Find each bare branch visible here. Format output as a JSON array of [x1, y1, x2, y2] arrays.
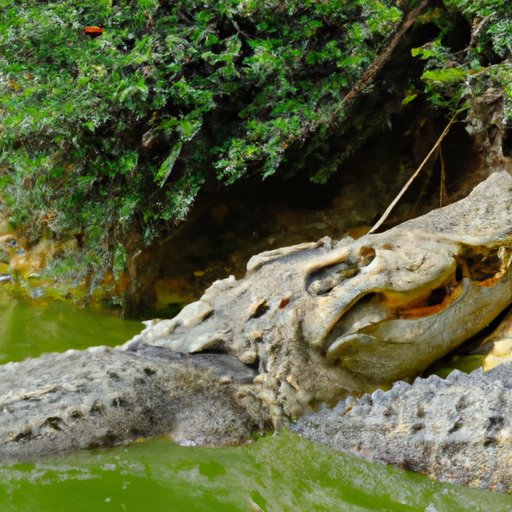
[[330, 0, 430, 124], [368, 111, 459, 234]]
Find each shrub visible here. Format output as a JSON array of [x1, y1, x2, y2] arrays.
[[0, 0, 403, 256]]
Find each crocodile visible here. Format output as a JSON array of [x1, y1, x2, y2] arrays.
[[0, 170, 511, 492], [291, 359, 512, 493]]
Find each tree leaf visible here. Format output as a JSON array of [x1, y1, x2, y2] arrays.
[[156, 142, 182, 187]]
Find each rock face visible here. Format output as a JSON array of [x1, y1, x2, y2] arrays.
[[292, 362, 512, 493], [0, 171, 511, 492]]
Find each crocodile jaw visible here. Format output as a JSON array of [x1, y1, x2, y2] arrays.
[[325, 273, 512, 382]]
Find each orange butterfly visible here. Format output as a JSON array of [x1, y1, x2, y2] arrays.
[[84, 26, 104, 36]]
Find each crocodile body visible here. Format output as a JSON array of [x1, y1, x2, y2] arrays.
[[0, 345, 268, 462], [0, 171, 511, 493], [292, 362, 512, 493]]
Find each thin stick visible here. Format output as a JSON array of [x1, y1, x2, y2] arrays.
[[368, 111, 459, 234], [439, 143, 446, 207]]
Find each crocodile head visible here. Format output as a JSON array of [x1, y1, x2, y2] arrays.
[[303, 229, 512, 383], [126, 171, 512, 418]]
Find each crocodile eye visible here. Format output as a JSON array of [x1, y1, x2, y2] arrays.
[[461, 245, 511, 286], [358, 246, 376, 267]]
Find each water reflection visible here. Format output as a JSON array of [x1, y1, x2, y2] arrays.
[[1, 433, 511, 512]]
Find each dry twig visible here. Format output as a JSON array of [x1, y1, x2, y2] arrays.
[[368, 111, 459, 234]]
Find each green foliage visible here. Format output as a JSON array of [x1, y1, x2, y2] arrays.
[[410, 1, 512, 118], [0, 0, 405, 260], [2, 0, 511, 282]]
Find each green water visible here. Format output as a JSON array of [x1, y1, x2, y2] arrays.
[[0, 292, 142, 364], [1, 294, 511, 511]]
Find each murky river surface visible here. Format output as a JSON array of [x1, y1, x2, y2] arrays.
[[0, 292, 511, 511]]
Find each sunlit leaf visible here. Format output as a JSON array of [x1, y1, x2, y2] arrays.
[[155, 143, 182, 187]]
